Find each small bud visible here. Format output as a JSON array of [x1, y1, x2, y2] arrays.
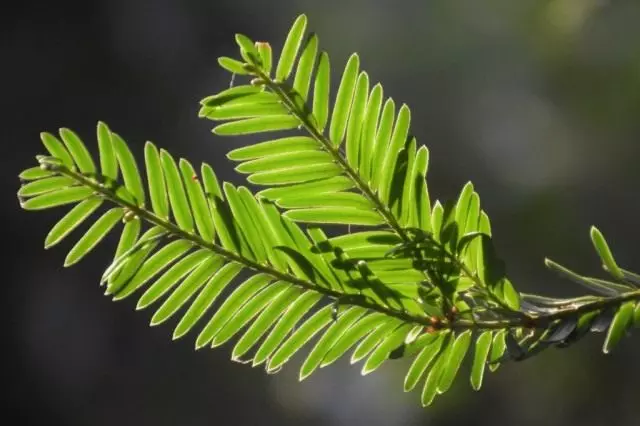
[[191, 174, 198, 181], [446, 306, 458, 321], [123, 209, 138, 223], [429, 316, 440, 326], [250, 77, 265, 87], [40, 162, 58, 172], [424, 326, 436, 334]]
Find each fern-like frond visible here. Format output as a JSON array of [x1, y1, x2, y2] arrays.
[[20, 123, 519, 405], [202, 15, 430, 234], [201, 14, 527, 327]]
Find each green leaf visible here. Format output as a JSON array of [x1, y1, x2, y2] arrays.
[[113, 217, 141, 259], [21, 186, 94, 210], [152, 256, 229, 328], [479, 210, 492, 236], [284, 207, 383, 226], [227, 136, 317, 161], [430, 202, 444, 241], [209, 193, 242, 254], [232, 286, 300, 360], [252, 291, 322, 367], [236, 150, 332, 174], [240, 193, 287, 270], [137, 249, 212, 309], [257, 42, 272, 75], [415, 147, 431, 231], [119, 239, 193, 298], [378, 104, 411, 203], [351, 320, 400, 363], [463, 193, 480, 235], [109, 239, 162, 298], [212, 281, 290, 348], [144, 142, 169, 219], [321, 313, 387, 367], [160, 150, 194, 233], [470, 331, 492, 391], [105, 226, 166, 291], [213, 116, 300, 136], [258, 176, 353, 200], [203, 102, 288, 121], [235, 34, 259, 64], [104, 218, 141, 289], [370, 98, 395, 189], [114, 186, 137, 205], [201, 85, 262, 107], [97, 121, 118, 181], [223, 184, 264, 261], [362, 324, 411, 375], [488, 330, 506, 371], [64, 208, 123, 266], [346, 72, 369, 168], [282, 221, 340, 289], [204, 92, 280, 111], [260, 208, 315, 280], [59, 128, 96, 175], [367, 258, 413, 273], [197, 274, 272, 348], [267, 304, 334, 372], [318, 231, 400, 251], [180, 159, 215, 242], [40, 132, 74, 169], [359, 84, 383, 182], [276, 192, 371, 210], [218, 57, 250, 75], [275, 14, 308, 81], [300, 306, 367, 380], [544, 258, 629, 296], [454, 182, 474, 233], [201, 163, 222, 200], [249, 163, 341, 186], [293, 33, 318, 101], [373, 269, 424, 284], [112, 133, 145, 207], [329, 53, 360, 146], [634, 302, 640, 328], [497, 278, 520, 311], [18, 176, 75, 197], [437, 330, 472, 393], [478, 234, 508, 298], [274, 245, 319, 286], [590, 226, 624, 280], [421, 334, 453, 406], [45, 197, 103, 248], [461, 196, 481, 266], [404, 333, 445, 392], [313, 52, 330, 131], [19, 166, 54, 181], [603, 301, 635, 354], [399, 138, 417, 226]]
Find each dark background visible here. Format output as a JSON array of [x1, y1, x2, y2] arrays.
[[4, 1, 640, 425]]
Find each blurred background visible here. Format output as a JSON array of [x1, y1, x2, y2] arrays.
[[4, 0, 640, 425]]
